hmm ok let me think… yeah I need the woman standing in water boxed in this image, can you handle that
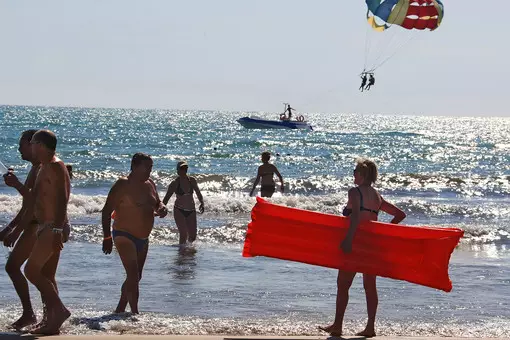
[163,161,204,246]
[249,151,284,198]
[320,158,406,338]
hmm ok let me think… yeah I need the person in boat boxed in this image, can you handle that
[365,74,375,91]
[319,158,406,338]
[249,152,284,198]
[163,161,205,246]
[283,104,295,120]
[359,73,368,92]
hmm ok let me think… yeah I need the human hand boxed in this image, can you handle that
[340,237,353,254]
[157,205,168,218]
[52,232,64,252]
[4,228,21,247]
[102,238,113,254]
[3,172,21,189]
[198,203,204,214]
[0,225,13,241]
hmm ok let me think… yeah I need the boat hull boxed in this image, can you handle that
[237,117,312,130]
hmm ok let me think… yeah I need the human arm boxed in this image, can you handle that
[1,165,38,237]
[249,170,261,197]
[2,165,40,245]
[3,172,31,198]
[0,206,24,242]
[340,188,361,253]
[47,162,68,251]
[162,179,176,206]
[3,204,35,247]
[273,166,284,193]
[379,197,406,224]
[149,179,168,218]
[101,179,123,254]
[190,177,204,214]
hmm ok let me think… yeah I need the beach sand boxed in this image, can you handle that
[0,335,509,340]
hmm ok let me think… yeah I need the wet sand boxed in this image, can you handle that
[0,335,509,340]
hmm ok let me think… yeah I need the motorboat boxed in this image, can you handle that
[237,115,313,131]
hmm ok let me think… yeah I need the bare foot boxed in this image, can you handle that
[38,307,70,335]
[10,313,37,330]
[318,325,343,337]
[356,329,376,338]
[29,324,60,336]
[32,307,48,330]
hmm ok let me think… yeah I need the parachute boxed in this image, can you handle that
[366,0,444,31]
[362,0,444,74]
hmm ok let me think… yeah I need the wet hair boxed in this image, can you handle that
[131,153,152,170]
[355,158,378,184]
[261,151,271,162]
[32,130,57,151]
[20,130,38,142]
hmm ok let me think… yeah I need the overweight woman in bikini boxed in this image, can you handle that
[320,158,406,338]
[163,161,204,246]
[101,153,168,314]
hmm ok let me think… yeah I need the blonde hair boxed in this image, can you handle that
[355,158,378,184]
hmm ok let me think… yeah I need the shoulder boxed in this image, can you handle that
[114,177,129,188]
[27,163,41,178]
[189,176,198,184]
[168,177,178,188]
[347,187,360,196]
[47,159,67,176]
[147,178,158,189]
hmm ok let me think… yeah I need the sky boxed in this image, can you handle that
[0,1,508,116]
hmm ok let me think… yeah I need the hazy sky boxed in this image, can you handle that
[0,1,507,116]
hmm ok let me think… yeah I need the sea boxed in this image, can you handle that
[0,105,509,336]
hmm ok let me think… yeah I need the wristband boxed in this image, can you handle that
[103,236,112,240]
[52,228,63,234]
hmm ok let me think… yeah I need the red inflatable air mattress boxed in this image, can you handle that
[243,197,463,292]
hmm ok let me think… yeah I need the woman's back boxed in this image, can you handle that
[344,185,382,222]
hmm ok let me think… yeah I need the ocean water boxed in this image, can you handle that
[0,105,509,336]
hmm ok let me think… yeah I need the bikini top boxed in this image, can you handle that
[261,171,274,178]
[176,177,193,196]
[342,187,380,217]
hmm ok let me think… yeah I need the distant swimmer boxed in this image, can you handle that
[23,130,72,335]
[163,161,205,246]
[319,158,406,338]
[101,153,168,314]
[365,74,375,91]
[0,130,40,331]
[359,73,368,92]
[249,152,284,198]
